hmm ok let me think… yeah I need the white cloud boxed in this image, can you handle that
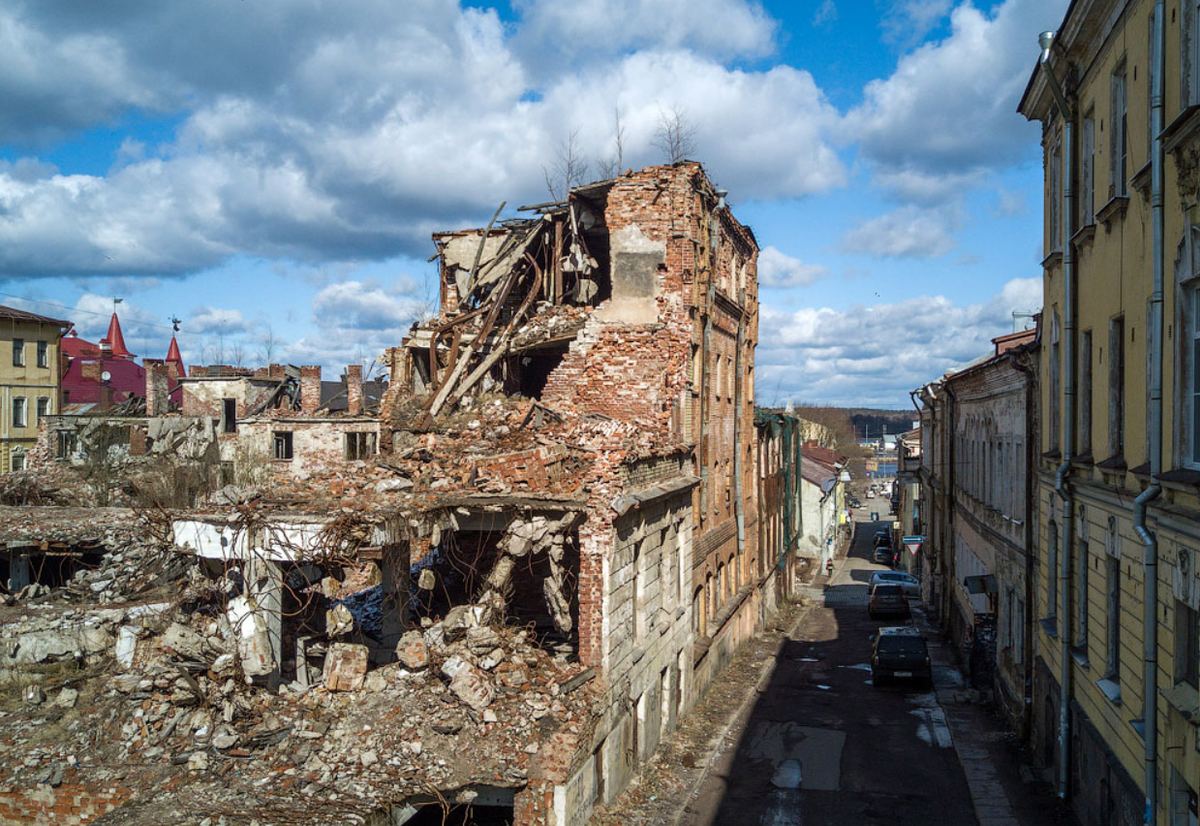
[0,1,843,278]
[880,0,953,46]
[189,306,254,336]
[312,279,428,333]
[846,0,1069,200]
[512,0,778,64]
[840,205,959,258]
[813,0,838,27]
[754,277,1042,406]
[758,246,828,287]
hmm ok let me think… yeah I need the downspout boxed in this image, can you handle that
[1039,33,1077,800]
[699,205,718,524]
[1137,4,1165,822]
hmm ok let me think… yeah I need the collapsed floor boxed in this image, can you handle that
[0,506,602,825]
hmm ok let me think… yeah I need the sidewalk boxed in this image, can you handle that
[919,613,1078,826]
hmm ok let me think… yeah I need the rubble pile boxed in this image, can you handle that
[0,551,601,824]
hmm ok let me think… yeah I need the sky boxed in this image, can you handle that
[0,0,1069,408]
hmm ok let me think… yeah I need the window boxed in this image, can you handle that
[1081,114,1095,226]
[633,538,646,643]
[1080,331,1093,453]
[36,340,48,369]
[272,430,293,460]
[11,397,26,429]
[1176,600,1199,689]
[221,398,237,434]
[344,432,377,460]
[35,397,49,423]
[1050,311,1061,451]
[1075,541,1090,652]
[55,431,77,460]
[1188,285,1200,466]
[1105,554,1121,681]
[1185,0,1200,107]
[11,338,24,367]
[1110,317,1126,457]
[1050,134,1063,251]
[10,452,25,472]
[1047,521,1059,623]
[1110,64,1128,198]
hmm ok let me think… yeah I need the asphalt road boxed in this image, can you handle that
[681,514,980,826]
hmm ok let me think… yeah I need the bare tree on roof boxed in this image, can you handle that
[596,107,626,180]
[259,323,279,365]
[544,129,590,201]
[654,104,697,164]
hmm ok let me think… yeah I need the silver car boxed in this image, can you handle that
[869,571,920,598]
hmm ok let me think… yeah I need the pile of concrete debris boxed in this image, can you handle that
[0,529,599,824]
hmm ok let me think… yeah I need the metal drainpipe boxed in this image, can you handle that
[1137,4,1165,822]
[1054,105,1077,804]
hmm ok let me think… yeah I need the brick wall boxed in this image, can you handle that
[0,781,132,825]
[299,366,322,414]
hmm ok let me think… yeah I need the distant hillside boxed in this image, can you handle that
[848,409,918,439]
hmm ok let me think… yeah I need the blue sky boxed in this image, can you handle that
[0,0,1067,407]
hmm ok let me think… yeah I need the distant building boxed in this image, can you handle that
[61,312,185,410]
[0,305,71,472]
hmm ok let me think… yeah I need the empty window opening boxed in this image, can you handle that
[221,398,237,434]
[273,431,294,460]
[344,431,377,460]
[396,804,514,826]
[516,344,569,400]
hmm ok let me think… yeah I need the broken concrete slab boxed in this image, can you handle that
[396,631,429,670]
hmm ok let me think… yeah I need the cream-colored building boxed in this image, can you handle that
[0,306,70,473]
[1020,1,1199,822]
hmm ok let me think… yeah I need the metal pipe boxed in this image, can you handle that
[734,283,746,578]
[1137,4,1166,822]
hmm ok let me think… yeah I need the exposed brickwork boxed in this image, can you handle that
[299,365,322,414]
[346,364,364,415]
[0,781,132,825]
[144,362,169,417]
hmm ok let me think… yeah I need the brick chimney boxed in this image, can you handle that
[300,365,322,415]
[145,362,169,417]
[346,365,363,415]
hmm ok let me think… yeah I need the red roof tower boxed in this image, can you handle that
[166,335,185,373]
[100,312,134,360]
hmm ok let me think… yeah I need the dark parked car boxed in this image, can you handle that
[872,546,894,565]
[868,583,909,619]
[873,530,891,547]
[872,626,932,686]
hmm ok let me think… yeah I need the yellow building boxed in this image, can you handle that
[1020,1,1200,823]
[0,306,70,473]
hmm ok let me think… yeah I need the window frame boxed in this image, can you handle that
[272,430,294,461]
[36,340,48,369]
[1080,330,1093,453]
[11,338,24,368]
[1110,316,1126,458]
[1110,62,1129,199]
[12,396,27,429]
[1081,112,1096,226]
[1176,600,1199,690]
[35,397,49,423]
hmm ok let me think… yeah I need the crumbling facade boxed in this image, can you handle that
[0,163,802,826]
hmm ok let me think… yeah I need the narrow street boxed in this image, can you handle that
[679,512,977,826]
[600,505,1078,826]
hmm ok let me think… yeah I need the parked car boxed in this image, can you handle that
[870,571,920,598]
[868,583,909,619]
[871,626,932,686]
[872,546,894,565]
[873,530,891,547]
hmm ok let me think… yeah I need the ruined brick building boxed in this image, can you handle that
[0,163,807,826]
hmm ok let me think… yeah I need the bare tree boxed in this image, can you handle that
[596,108,626,180]
[259,323,280,365]
[229,341,246,368]
[654,105,697,165]
[544,129,590,201]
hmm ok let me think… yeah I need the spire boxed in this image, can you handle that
[166,335,185,371]
[104,312,134,359]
